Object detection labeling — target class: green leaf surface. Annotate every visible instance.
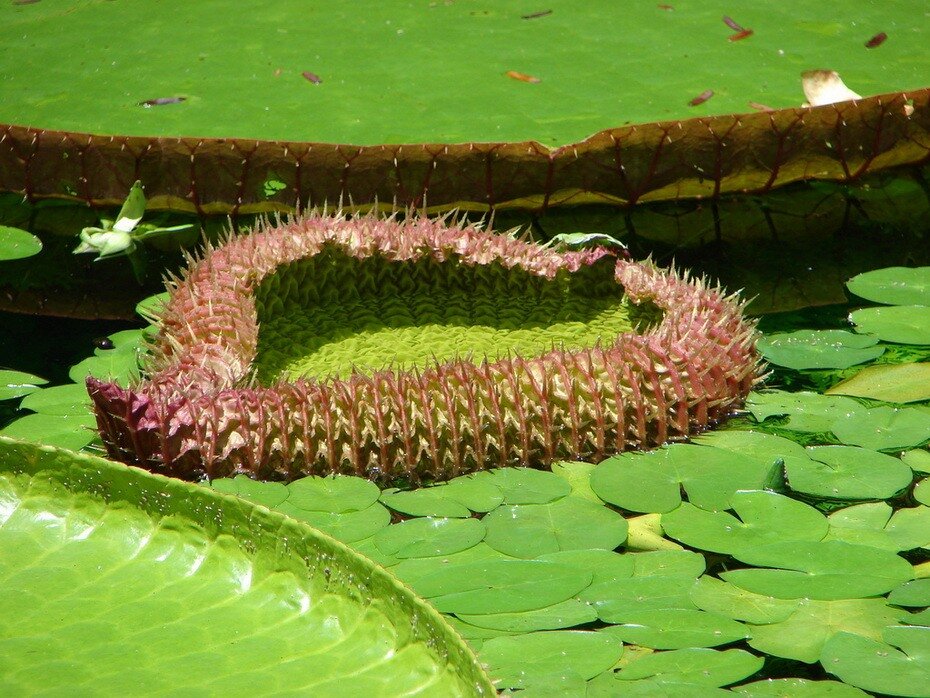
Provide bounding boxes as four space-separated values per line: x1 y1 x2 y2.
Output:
829 405 930 451
0 437 494 696
820 626 930 697
456 598 598 633
536 549 635 585
826 503 930 551
786 445 914 499
604 609 749 650
916 478 930 506
0 369 47 401
487 467 572 505
67 329 144 384
902 449 930 474
590 444 775 514
733 678 869 696
386 543 516 589
479 631 623 690
380 487 472 518
0 412 96 451
889 578 930 607
409 560 593 615
581 574 700 623
210 475 289 508
18 382 91 416
723 541 914 600
0 225 42 261
550 460 601 502
439 474 505 512
846 267 930 306
286 474 381 513
746 391 866 434
690 577 798 625
373 517 486 559
748 598 905 663
588 672 731 696
615 647 764 688
275 502 391 543
826 363 930 403
661 491 828 555
757 330 883 371
135 291 171 324
850 306 930 345
482 496 628 558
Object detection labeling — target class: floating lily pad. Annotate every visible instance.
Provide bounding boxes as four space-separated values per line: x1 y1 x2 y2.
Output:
826 363 930 404
689 577 799 625
0 225 41 261
588 673 732 696
748 598 905 663
829 405 930 451
409 560 593 615
210 474 289 508
536 549 635 585
820 626 930 697
18 382 91 416
786 445 913 500
0 437 494 695
693 430 810 460
826 502 930 551
916 478 930 506
373 516 486 558
733 678 869 696
603 609 749 650
723 541 914 600
661 491 828 555
380 487 472 518
757 330 883 371
0 370 47 401
275 503 391 543
581 574 700 623
746 391 866 435
902 449 930 474
488 467 572 505
286 474 380 513
479 631 623 691
483 496 628 558
456 598 598 633
0 412 97 451
888 578 930 608
850 306 930 345
590 444 774 514
615 647 764 688
134 291 171 324
550 460 601 502
386 543 516 589
631 550 707 578
68 329 144 384
846 267 930 306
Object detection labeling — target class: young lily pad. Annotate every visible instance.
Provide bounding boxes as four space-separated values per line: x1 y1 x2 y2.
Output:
849 305 930 345
488 467 572 505
723 541 914 600
482 496 628 558
0 225 42 261
18 382 91 416
746 391 866 435
733 678 869 696
478 631 624 691
588 673 731 696
580 574 701 623
888 578 930 608
614 647 764 688
386 543 517 589
440 473 505 512
820 626 930 697
550 460 601 502
846 267 930 306
210 474 289 508
916 477 930 506
408 560 593 615
786 445 913 500
756 330 883 371
829 405 930 451
902 449 930 474
456 598 598 633
631 550 707 578
135 291 171 324
0 370 47 401
275 502 391 543
373 516 486 559
0 437 494 695
68 329 145 384
380 487 472 518
693 429 810 460
689 577 799 625
590 444 775 514
0 412 97 451
826 503 930 551
535 549 635 585
748 598 905 664
603 609 749 650
826 363 930 404
286 474 381 513
660 491 828 555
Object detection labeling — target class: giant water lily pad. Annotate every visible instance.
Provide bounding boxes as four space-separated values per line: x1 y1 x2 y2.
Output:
0 437 494 695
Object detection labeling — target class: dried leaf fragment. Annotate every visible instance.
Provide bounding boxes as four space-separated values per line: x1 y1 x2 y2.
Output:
748 101 773 112
302 71 322 84
865 32 887 48
722 15 744 31
138 97 186 107
521 9 552 19
729 29 753 41
688 89 714 106
506 70 540 83
801 70 861 107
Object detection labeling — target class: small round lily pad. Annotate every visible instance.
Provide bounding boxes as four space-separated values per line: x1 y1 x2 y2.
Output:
846 266 930 306
757 330 883 371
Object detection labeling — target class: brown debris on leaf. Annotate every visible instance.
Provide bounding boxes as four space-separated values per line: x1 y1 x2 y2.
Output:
801 70 862 107
505 70 540 83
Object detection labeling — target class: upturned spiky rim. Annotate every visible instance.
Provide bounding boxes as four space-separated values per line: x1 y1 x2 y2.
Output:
87 213 761 483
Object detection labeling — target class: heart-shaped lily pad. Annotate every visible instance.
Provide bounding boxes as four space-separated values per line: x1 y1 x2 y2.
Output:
820 626 930 696
756 330 883 371
846 267 930 306
850 306 930 345
0 437 494 695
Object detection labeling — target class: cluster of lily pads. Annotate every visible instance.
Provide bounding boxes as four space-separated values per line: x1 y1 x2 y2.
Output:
1 266 928 696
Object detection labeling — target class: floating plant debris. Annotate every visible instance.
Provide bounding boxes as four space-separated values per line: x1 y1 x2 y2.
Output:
865 31 887 48
138 96 186 107
506 70 540 83
748 101 773 111
688 89 714 106
521 9 552 19
729 29 753 41
301 71 322 84
722 15 744 32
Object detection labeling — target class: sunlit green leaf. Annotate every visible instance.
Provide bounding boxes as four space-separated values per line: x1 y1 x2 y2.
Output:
757 330 883 371
826 502 930 551
786 445 914 499
380 487 472 518
0 369 47 401
581 574 700 623
888 578 930 608
820 626 930 696
826 363 930 403
373 516 486 558
850 305 930 345
0 412 96 450
846 266 930 306
829 405 930 451
689 577 798 625
135 291 171 324
483 496 627 558
0 225 42 261
210 474 289 508
615 647 764 688
275 502 391 543
733 677 869 696
18 382 91 416
605 609 748 650
456 598 598 633
285 474 380 513
488 467 571 505
746 391 866 434
536 549 635 585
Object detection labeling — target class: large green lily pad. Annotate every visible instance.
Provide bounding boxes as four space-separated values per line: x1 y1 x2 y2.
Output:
0 437 494 696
